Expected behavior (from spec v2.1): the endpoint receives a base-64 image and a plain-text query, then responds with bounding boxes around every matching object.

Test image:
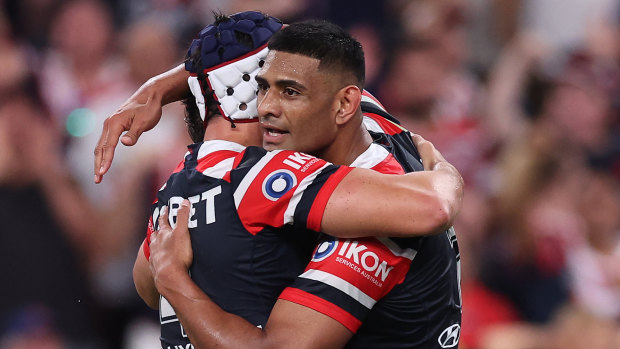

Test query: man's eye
[257,82,268,92]
[284,88,299,96]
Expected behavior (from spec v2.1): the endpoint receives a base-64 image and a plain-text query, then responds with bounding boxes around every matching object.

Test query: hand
[93,64,190,183]
[149,200,194,291]
[93,88,164,183]
[411,134,447,171]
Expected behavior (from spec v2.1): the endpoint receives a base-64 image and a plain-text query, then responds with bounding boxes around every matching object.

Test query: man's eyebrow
[276,79,307,91]
[255,75,307,91]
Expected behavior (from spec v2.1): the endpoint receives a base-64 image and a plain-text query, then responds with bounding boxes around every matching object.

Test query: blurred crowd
[0,0,618,348]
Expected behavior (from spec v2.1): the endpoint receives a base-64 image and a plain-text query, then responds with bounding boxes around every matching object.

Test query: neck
[203,117,262,147]
[317,113,373,166]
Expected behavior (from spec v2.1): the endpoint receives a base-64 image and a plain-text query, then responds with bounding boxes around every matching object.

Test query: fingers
[93,116,126,183]
[151,201,193,271]
[120,101,161,146]
[157,205,170,232]
[93,107,152,183]
[155,200,190,234]
[411,134,445,171]
[174,200,191,232]
[120,122,145,146]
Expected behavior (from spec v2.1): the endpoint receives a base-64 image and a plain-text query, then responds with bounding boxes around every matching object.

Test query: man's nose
[257,89,279,118]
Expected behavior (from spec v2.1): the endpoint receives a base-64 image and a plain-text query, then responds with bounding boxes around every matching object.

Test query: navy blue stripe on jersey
[361,101,401,125]
[360,102,423,171]
[226,146,268,191]
[288,276,369,321]
[369,131,423,173]
[291,164,341,230]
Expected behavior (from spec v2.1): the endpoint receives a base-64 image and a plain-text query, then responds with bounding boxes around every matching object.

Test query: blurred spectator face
[227,0,308,22]
[51,0,112,63]
[0,16,29,94]
[382,45,446,117]
[437,4,469,70]
[0,95,59,185]
[543,53,617,150]
[580,173,620,245]
[349,25,383,90]
[397,0,469,69]
[0,97,38,183]
[545,82,610,150]
[123,19,177,84]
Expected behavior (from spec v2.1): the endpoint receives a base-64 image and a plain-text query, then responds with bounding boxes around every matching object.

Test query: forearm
[322,162,463,238]
[155,267,267,349]
[423,159,464,230]
[142,64,191,106]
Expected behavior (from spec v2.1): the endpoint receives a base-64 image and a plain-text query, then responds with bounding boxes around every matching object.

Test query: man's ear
[335,85,362,126]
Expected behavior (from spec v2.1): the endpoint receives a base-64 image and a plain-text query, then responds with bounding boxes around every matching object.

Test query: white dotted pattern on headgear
[204,46,269,121]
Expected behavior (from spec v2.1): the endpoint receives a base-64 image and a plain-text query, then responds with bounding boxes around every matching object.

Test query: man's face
[256,50,341,156]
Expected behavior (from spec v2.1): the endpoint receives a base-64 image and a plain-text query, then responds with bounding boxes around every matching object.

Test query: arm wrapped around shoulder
[321,134,463,238]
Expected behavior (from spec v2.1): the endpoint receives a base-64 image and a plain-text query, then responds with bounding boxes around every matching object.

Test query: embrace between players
[94,11,464,349]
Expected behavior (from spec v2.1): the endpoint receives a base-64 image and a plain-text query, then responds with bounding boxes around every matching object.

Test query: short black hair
[268,20,365,88]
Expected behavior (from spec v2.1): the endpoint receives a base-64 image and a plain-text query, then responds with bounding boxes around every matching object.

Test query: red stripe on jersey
[306,166,354,232]
[232,149,248,169]
[195,150,239,173]
[362,90,387,110]
[279,287,361,333]
[304,238,412,301]
[143,216,155,260]
[371,153,405,175]
[223,149,248,183]
[363,112,404,136]
[172,159,185,174]
[236,151,344,235]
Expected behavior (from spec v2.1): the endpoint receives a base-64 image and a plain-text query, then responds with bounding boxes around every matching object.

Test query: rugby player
[98,12,463,348]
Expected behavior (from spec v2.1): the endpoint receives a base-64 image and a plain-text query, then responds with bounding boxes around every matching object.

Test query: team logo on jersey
[262,170,297,201]
[311,238,338,262]
[438,324,460,348]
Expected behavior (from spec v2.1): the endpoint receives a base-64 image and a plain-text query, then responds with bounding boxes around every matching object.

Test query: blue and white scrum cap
[185,11,282,124]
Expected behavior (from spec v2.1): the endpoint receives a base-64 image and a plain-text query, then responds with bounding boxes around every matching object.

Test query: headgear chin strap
[188,75,206,121]
[185,11,282,125]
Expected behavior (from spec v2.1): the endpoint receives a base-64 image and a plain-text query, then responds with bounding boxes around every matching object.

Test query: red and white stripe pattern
[361,90,387,111]
[232,150,351,235]
[279,141,417,332]
[196,140,246,178]
[280,236,415,332]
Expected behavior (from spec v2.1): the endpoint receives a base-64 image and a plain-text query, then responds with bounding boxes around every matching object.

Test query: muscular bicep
[322,168,449,238]
[264,299,352,349]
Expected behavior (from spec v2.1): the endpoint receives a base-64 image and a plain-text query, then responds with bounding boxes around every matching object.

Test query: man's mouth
[265,127,288,137]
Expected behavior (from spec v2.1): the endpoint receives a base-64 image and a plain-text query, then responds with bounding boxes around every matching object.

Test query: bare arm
[322,134,464,238]
[150,202,352,349]
[133,241,159,309]
[94,64,190,183]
